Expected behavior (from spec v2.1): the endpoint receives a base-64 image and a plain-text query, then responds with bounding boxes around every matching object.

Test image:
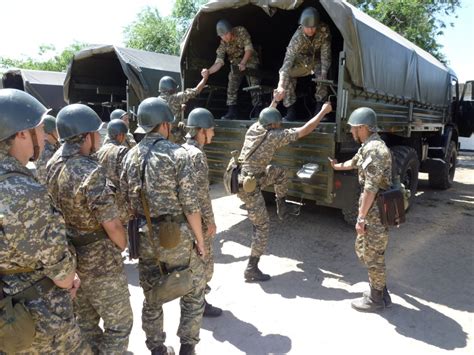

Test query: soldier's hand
[328,157,338,169]
[206,223,217,238]
[321,102,332,114]
[69,274,81,300]
[201,68,210,78]
[355,221,366,235]
[238,62,246,71]
[196,240,207,258]
[275,87,285,101]
[177,121,186,130]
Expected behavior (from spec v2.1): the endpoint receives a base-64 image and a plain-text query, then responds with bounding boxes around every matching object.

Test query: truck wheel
[391,146,419,209]
[428,141,457,190]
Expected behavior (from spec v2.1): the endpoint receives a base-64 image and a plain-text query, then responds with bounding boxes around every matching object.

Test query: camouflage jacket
[103,132,136,149]
[239,122,298,174]
[36,140,60,185]
[279,24,332,82]
[0,153,76,335]
[159,89,198,122]
[215,26,259,68]
[96,139,130,223]
[351,133,392,193]
[46,142,122,278]
[182,138,215,227]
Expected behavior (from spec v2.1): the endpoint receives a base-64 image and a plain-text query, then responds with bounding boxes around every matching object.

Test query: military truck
[180,0,474,222]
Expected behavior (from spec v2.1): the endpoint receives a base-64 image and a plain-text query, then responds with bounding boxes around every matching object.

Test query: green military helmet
[43,115,57,134]
[299,7,320,28]
[159,76,178,95]
[216,19,232,37]
[347,107,378,131]
[137,97,174,133]
[107,119,128,138]
[110,108,127,121]
[186,108,215,129]
[258,107,282,126]
[0,89,48,142]
[56,104,102,140]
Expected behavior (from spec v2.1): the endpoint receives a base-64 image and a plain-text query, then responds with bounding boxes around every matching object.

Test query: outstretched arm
[295,102,332,138]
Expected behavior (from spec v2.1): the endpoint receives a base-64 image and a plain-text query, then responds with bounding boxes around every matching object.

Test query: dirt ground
[126,152,474,355]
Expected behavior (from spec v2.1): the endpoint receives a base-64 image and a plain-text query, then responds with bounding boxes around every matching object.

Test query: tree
[348,0,460,62]
[0,42,87,72]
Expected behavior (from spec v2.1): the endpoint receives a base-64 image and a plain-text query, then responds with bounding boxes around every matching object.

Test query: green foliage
[0,42,87,72]
[348,0,460,62]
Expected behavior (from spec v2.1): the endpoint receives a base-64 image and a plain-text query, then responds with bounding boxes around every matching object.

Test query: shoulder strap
[0,171,30,183]
[242,130,269,163]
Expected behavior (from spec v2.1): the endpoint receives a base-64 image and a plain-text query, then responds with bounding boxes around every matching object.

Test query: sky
[0,0,473,82]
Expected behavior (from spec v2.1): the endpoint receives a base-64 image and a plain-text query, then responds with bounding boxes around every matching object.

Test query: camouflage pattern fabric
[279,24,332,107]
[182,138,216,283]
[214,26,261,106]
[103,132,136,149]
[351,133,392,290]
[237,122,298,256]
[46,141,132,353]
[0,153,91,354]
[35,140,60,185]
[95,139,130,223]
[120,132,206,349]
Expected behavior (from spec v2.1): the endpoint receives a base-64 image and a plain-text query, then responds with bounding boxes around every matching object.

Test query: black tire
[391,146,419,209]
[428,141,457,190]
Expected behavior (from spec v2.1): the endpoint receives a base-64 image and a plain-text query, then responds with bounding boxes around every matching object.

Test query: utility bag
[377,189,406,227]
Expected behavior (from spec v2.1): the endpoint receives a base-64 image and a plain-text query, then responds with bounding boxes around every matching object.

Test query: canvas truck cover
[2,69,67,114]
[64,45,180,104]
[182,0,453,108]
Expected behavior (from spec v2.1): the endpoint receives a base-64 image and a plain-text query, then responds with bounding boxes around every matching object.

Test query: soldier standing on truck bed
[202,19,263,120]
[274,7,332,122]
[158,71,209,144]
[0,89,90,354]
[238,99,332,282]
[329,107,393,312]
[35,114,60,185]
[103,108,137,149]
[46,104,133,353]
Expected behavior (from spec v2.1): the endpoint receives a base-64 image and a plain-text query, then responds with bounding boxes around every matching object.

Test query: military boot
[275,197,299,221]
[351,286,384,312]
[203,299,223,317]
[363,286,392,308]
[282,104,297,122]
[244,256,271,282]
[151,344,175,355]
[179,344,195,355]
[221,105,238,120]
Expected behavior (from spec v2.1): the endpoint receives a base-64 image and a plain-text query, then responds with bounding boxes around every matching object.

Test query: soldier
[46,104,133,353]
[202,19,263,120]
[103,109,137,148]
[0,89,90,354]
[35,114,60,185]
[182,108,222,318]
[120,98,207,355]
[238,100,332,281]
[158,72,208,144]
[329,107,392,312]
[96,119,130,224]
[274,7,332,121]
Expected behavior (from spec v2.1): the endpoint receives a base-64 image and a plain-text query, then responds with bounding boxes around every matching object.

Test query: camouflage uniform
[95,139,130,223]
[350,133,392,290]
[103,132,136,149]
[182,138,215,283]
[159,89,198,144]
[46,141,133,354]
[0,151,91,354]
[279,24,332,107]
[120,132,206,350]
[237,122,298,257]
[35,140,60,185]
[215,26,261,106]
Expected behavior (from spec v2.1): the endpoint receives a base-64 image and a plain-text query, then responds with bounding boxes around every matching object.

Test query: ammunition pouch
[377,189,406,227]
[224,158,241,195]
[138,214,185,249]
[145,266,193,305]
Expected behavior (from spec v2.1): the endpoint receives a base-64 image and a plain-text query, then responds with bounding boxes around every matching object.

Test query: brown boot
[352,286,384,312]
[363,286,392,308]
[244,256,271,282]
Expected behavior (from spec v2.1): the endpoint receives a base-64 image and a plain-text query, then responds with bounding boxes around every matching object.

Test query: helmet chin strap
[29,128,40,161]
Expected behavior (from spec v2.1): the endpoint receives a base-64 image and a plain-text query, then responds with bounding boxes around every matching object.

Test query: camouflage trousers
[238,165,289,257]
[281,64,328,108]
[355,204,389,291]
[74,272,133,354]
[138,230,206,349]
[227,67,261,106]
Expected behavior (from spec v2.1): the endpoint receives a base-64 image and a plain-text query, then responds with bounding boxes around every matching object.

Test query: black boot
[244,256,271,282]
[283,104,297,122]
[363,286,392,308]
[203,299,223,317]
[179,344,195,355]
[352,286,385,312]
[151,344,175,355]
[221,105,238,120]
[275,197,299,221]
